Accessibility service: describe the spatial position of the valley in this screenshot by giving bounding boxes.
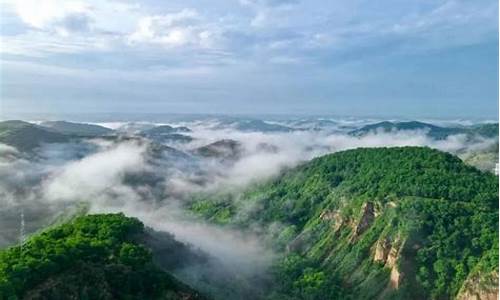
[0,116,498,300]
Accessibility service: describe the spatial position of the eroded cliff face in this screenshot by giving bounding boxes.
[352,202,376,237]
[235,147,499,300]
[374,238,392,263]
[373,236,404,289]
[457,271,498,300]
[319,210,345,233]
[320,201,381,239]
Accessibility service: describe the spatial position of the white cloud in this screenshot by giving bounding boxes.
[0,143,18,155]
[0,32,113,56]
[0,0,495,61]
[13,0,91,30]
[0,0,142,56]
[0,119,496,288]
[43,141,147,201]
[127,9,221,49]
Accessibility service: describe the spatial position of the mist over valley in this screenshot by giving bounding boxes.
[0,116,498,299]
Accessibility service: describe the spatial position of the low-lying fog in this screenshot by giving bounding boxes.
[0,117,497,298]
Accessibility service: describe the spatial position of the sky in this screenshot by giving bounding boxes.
[0,0,498,119]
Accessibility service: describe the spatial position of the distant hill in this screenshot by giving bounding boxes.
[191,147,498,299]
[468,123,499,138]
[235,120,293,132]
[154,133,194,143]
[350,121,465,139]
[0,120,70,152]
[39,121,113,137]
[285,118,338,130]
[116,122,156,134]
[142,125,192,136]
[350,121,499,140]
[193,139,243,160]
[0,213,206,300]
[140,125,193,143]
[214,119,293,132]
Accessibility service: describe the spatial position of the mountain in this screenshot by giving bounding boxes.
[173,126,192,133]
[164,133,194,143]
[284,118,338,131]
[147,142,192,161]
[0,120,70,152]
[467,123,499,138]
[350,121,499,140]
[215,119,294,132]
[116,122,157,134]
[0,213,206,300]
[350,121,466,139]
[235,120,293,132]
[39,121,113,137]
[142,125,192,136]
[147,133,194,144]
[193,139,243,160]
[139,125,194,144]
[190,147,498,299]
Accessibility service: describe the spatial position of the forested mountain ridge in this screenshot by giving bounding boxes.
[0,144,497,299]
[191,146,499,299]
[0,214,206,300]
[350,121,498,140]
[39,121,113,137]
[0,120,70,152]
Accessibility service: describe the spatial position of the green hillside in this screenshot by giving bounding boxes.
[0,213,205,300]
[190,147,499,299]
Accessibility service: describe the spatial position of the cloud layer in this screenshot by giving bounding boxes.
[0,117,496,298]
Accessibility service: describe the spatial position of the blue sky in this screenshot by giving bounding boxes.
[0,0,498,119]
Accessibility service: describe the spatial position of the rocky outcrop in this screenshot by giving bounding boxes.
[320,210,345,233]
[374,238,391,263]
[352,202,376,237]
[387,239,403,289]
[457,271,499,300]
[373,236,404,290]
[319,210,336,221]
[389,264,402,289]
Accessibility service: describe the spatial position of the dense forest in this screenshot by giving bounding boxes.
[191,147,499,299]
[0,146,497,299]
[0,214,205,300]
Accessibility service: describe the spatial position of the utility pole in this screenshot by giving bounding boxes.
[20,208,25,257]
